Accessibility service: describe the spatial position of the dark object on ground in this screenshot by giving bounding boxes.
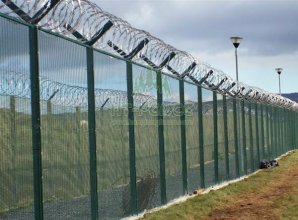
[260,160,279,169]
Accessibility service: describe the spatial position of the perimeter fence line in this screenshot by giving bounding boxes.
[0,9,298,220]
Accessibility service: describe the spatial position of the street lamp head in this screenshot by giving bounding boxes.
[230,37,243,48]
[275,68,283,75]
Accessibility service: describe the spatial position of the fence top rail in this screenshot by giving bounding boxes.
[0,1,297,111]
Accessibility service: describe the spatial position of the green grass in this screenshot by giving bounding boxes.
[142,151,298,220]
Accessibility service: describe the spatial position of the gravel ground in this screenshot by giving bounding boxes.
[0,156,238,220]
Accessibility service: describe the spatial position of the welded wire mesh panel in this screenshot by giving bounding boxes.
[184,83,200,193]
[94,52,130,219]
[0,17,34,220]
[217,94,226,182]
[227,97,236,180]
[133,65,160,212]
[202,88,214,187]
[38,31,90,220]
[163,75,182,201]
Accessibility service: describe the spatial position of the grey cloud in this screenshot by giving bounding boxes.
[94,0,298,56]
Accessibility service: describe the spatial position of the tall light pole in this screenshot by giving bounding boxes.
[275,68,283,95]
[230,37,243,89]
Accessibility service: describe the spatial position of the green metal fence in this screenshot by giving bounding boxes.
[0,12,298,220]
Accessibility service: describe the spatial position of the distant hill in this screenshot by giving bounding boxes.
[282,93,298,103]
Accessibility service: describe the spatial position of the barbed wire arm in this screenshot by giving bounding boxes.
[31,0,61,24]
[86,21,113,46]
[1,0,31,21]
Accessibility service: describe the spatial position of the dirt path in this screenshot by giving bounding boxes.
[207,153,298,220]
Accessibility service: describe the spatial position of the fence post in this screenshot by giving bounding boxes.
[248,102,254,172]
[197,86,205,188]
[265,105,269,159]
[260,105,265,160]
[213,91,219,183]
[223,95,229,179]
[157,71,167,204]
[29,25,43,220]
[241,100,247,174]
[232,99,240,177]
[255,103,260,165]
[270,106,274,159]
[179,80,187,194]
[126,61,138,213]
[86,46,99,220]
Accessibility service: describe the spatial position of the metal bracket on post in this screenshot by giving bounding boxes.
[29,25,44,220]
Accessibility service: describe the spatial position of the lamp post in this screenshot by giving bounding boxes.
[230,37,243,172]
[230,37,243,89]
[275,68,283,95]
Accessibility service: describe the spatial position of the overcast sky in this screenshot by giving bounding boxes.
[93,0,298,94]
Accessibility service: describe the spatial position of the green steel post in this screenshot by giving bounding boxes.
[260,105,265,160]
[241,100,247,174]
[248,102,254,172]
[126,61,138,213]
[276,108,280,155]
[157,71,167,204]
[270,106,274,159]
[255,103,260,165]
[179,80,187,194]
[223,95,229,179]
[86,47,99,220]
[265,105,269,159]
[213,91,219,183]
[233,99,240,177]
[29,25,43,220]
[283,109,286,152]
[198,86,205,188]
[273,107,277,157]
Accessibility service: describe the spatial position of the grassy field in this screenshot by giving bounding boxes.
[142,150,298,220]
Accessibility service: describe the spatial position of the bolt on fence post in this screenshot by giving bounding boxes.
[265,105,269,159]
[86,46,99,220]
[241,100,247,174]
[223,95,229,179]
[29,25,43,220]
[213,91,219,183]
[248,102,254,172]
[179,80,187,194]
[255,103,260,165]
[126,61,138,214]
[233,99,240,177]
[197,86,205,188]
[157,70,167,204]
[260,105,265,160]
